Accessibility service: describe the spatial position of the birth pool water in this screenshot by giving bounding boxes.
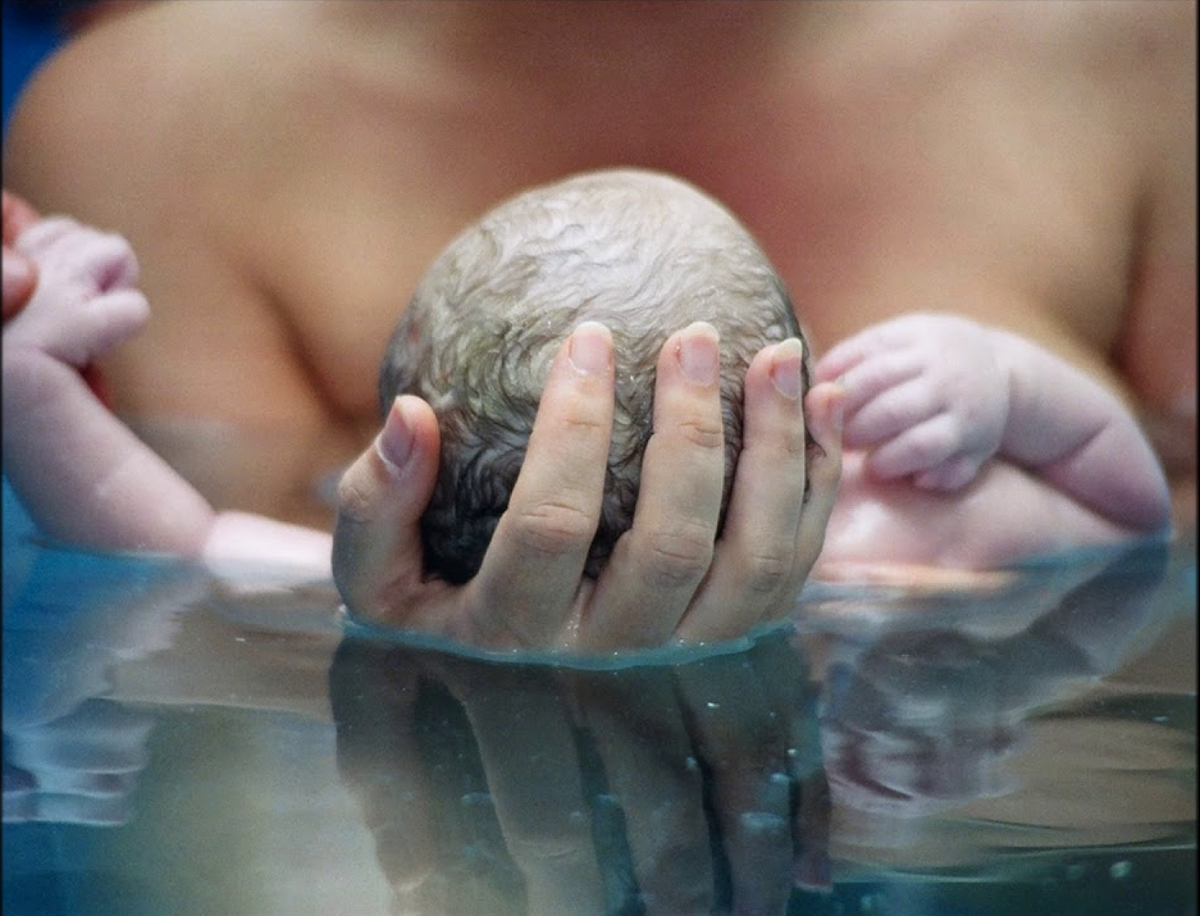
[2,482,1196,916]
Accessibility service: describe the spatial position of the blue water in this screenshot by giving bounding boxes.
[3,475,1195,915]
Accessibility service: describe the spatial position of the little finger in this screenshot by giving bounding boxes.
[675,338,807,642]
[790,381,844,589]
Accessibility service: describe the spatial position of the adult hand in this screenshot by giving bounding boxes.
[333,321,844,652]
[3,189,41,319]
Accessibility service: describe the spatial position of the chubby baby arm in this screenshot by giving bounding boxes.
[2,215,201,552]
[2,216,332,575]
[816,313,1170,535]
[989,325,1171,534]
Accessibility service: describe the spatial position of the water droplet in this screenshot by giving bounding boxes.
[1110,860,1133,881]
[460,792,492,810]
[739,811,787,834]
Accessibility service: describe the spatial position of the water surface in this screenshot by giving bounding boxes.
[3,491,1195,915]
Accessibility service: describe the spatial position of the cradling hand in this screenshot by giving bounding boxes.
[333,322,844,652]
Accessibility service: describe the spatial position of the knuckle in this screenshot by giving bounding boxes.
[507,498,597,558]
[777,422,809,460]
[555,411,611,450]
[504,834,594,869]
[853,401,901,438]
[906,426,956,465]
[932,424,963,455]
[739,549,794,595]
[561,410,610,436]
[748,414,808,463]
[807,437,842,484]
[641,525,714,588]
[336,473,376,524]
[677,416,725,452]
[906,440,941,467]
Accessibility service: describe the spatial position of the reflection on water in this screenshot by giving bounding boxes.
[2,517,1195,916]
[330,631,830,916]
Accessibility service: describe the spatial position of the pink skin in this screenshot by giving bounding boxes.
[6,217,148,366]
[3,215,331,573]
[2,217,1170,640]
[815,312,1171,535]
[3,189,41,318]
[2,210,845,651]
[1,204,1168,645]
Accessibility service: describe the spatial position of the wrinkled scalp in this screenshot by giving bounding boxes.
[381,169,806,583]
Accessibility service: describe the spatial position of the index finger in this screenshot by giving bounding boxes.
[468,322,615,648]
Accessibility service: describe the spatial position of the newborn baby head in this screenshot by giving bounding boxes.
[381,169,806,583]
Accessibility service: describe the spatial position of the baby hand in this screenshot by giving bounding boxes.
[814,313,1009,490]
[5,217,149,368]
[3,189,41,318]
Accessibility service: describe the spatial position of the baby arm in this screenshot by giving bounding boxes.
[2,216,331,576]
[815,313,1171,534]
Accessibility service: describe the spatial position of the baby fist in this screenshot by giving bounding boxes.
[815,313,1009,491]
[7,217,149,368]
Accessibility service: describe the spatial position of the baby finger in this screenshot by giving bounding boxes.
[863,414,964,481]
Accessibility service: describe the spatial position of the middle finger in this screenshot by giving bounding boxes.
[470,322,615,648]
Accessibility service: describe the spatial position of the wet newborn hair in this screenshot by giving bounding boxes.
[380,168,807,583]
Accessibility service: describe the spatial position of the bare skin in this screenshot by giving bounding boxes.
[2,195,1163,648]
[2,190,39,317]
[3,210,845,649]
[2,2,1193,617]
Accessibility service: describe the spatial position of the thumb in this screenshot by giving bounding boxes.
[332,395,441,617]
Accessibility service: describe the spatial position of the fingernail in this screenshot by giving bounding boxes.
[678,322,719,385]
[770,338,804,400]
[375,398,414,472]
[569,321,612,376]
